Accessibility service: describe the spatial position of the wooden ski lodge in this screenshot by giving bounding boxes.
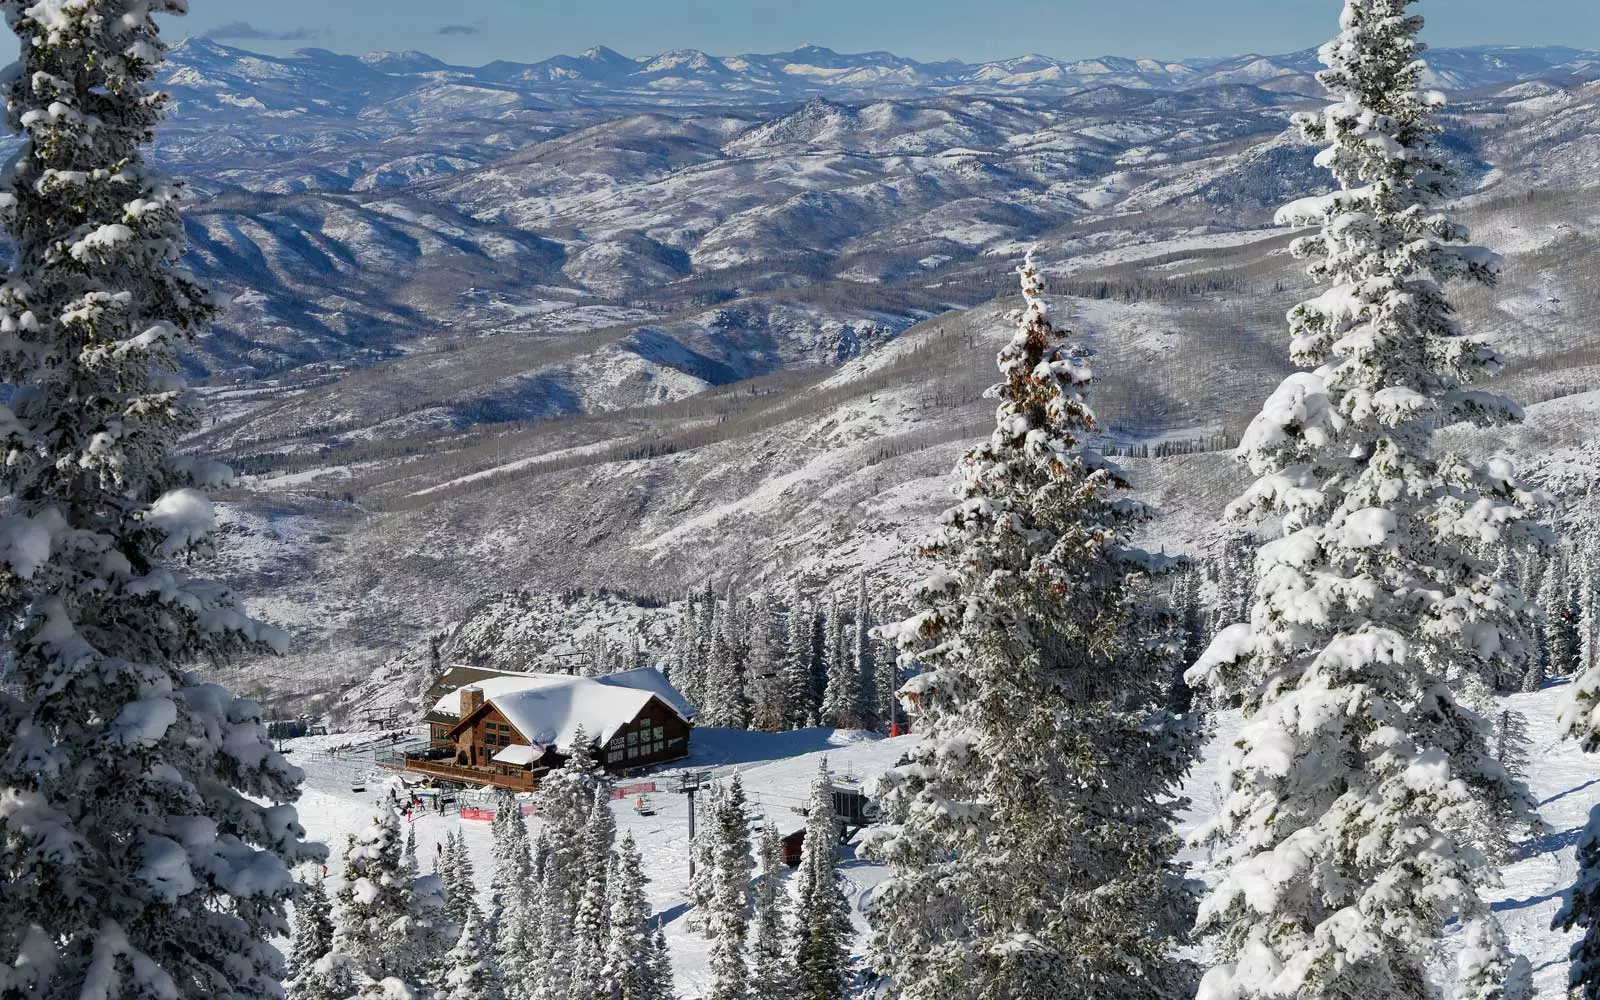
[397,665,696,791]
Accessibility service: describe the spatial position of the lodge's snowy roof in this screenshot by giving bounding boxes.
[492,745,540,766]
[434,666,695,753]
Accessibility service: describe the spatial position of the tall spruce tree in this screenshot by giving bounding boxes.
[496,827,544,1000]
[704,777,754,1000]
[1559,506,1600,1000]
[794,761,851,1000]
[783,590,818,729]
[703,617,749,730]
[571,788,617,1000]
[604,832,655,1000]
[441,909,501,1000]
[853,577,878,727]
[288,873,337,983]
[1185,4,1544,998]
[331,811,452,989]
[645,926,675,1000]
[0,3,324,997]
[868,256,1198,1000]
[443,828,483,930]
[750,825,794,1000]
[820,592,862,729]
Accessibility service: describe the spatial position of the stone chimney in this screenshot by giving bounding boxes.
[459,685,485,718]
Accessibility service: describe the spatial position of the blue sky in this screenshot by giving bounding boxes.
[181,0,1598,65]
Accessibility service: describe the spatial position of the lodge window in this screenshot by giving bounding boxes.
[607,750,624,764]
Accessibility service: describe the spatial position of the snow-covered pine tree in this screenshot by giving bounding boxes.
[670,601,702,709]
[820,592,862,730]
[530,733,607,1000]
[703,615,749,730]
[290,953,360,1000]
[1494,709,1531,779]
[1557,500,1600,1000]
[331,811,453,989]
[288,872,337,983]
[604,832,655,1000]
[1580,537,1600,680]
[444,828,482,929]
[750,824,794,1000]
[442,909,502,1000]
[570,787,617,1000]
[852,577,878,728]
[0,4,328,997]
[403,822,420,879]
[783,590,818,730]
[705,777,754,1000]
[489,790,529,920]
[1186,4,1545,998]
[794,762,851,1000]
[496,827,544,1000]
[748,593,788,732]
[868,255,1199,1000]
[645,926,675,1000]
[1546,549,1581,678]
[809,605,829,719]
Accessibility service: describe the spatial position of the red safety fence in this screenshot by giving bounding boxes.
[612,781,657,799]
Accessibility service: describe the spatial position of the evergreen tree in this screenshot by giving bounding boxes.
[290,954,360,1000]
[441,909,502,1000]
[1558,806,1600,1000]
[288,873,337,982]
[0,3,323,997]
[571,789,617,1000]
[782,590,818,729]
[444,828,482,930]
[1494,709,1531,779]
[1186,4,1543,997]
[489,790,529,920]
[670,601,702,709]
[703,616,750,729]
[1546,551,1581,678]
[1580,537,1599,681]
[403,822,420,879]
[331,811,453,988]
[869,257,1199,1000]
[748,593,789,732]
[809,605,829,721]
[645,926,675,1000]
[705,777,754,1000]
[794,762,851,1000]
[750,825,794,1000]
[496,828,544,1000]
[604,833,655,1000]
[531,734,608,1000]
[853,577,878,727]
[820,592,862,729]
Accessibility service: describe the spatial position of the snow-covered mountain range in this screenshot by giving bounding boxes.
[164,39,1600,111]
[157,41,1600,715]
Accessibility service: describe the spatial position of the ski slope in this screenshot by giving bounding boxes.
[287,681,1600,998]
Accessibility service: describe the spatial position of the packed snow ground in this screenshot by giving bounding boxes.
[288,681,1600,998]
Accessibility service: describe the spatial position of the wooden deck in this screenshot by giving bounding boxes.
[381,753,539,792]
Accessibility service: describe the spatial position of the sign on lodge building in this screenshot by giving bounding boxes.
[399,665,697,791]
